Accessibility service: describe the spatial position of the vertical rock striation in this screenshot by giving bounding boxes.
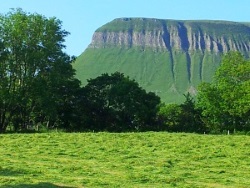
[90,18,250,53]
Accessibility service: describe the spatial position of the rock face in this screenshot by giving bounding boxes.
[74,18,250,103]
[90,18,250,53]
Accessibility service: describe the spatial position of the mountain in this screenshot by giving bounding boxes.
[73,18,250,103]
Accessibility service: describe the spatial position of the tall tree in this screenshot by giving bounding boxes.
[197,52,250,132]
[0,9,79,132]
[81,72,161,132]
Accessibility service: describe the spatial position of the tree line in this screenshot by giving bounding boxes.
[0,9,249,133]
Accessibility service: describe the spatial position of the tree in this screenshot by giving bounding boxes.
[81,72,161,132]
[0,9,80,132]
[157,93,205,133]
[197,52,250,132]
[179,93,205,133]
[157,103,182,131]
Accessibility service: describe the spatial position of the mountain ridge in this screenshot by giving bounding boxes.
[90,18,250,53]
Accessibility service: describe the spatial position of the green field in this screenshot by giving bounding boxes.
[0,132,250,187]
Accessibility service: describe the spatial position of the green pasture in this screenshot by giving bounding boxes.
[0,132,249,187]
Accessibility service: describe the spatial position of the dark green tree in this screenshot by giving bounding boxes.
[0,9,80,132]
[157,103,182,131]
[157,93,205,133]
[81,72,161,132]
[179,93,205,133]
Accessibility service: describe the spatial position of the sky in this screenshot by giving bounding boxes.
[1,0,250,56]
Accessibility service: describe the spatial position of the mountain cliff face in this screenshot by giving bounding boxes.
[74,18,250,103]
[91,18,250,52]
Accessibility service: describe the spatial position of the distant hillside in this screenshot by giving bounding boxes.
[73,18,250,103]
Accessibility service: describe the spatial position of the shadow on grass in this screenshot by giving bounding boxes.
[0,169,76,187]
[0,168,28,177]
[0,182,76,188]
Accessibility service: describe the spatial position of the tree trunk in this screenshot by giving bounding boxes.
[0,122,7,133]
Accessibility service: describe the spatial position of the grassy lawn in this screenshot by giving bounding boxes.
[0,132,249,187]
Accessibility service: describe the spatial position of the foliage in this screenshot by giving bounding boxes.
[0,132,250,187]
[197,52,250,132]
[0,9,80,132]
[157,93,206,133]
[1,10,249,134]
[157,103,182,131]
[81,72,161,132]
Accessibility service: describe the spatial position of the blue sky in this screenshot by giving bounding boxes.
[1,0,250,56]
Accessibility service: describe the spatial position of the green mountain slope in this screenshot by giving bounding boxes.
[73,18,250,103]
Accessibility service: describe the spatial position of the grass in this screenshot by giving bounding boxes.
[0,132,250,187]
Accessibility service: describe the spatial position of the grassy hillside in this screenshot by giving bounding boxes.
[0,132,250,187]
[74,47,221,103]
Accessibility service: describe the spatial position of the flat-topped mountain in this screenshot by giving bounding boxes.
[74,18,250,103]
[91,18,250,52]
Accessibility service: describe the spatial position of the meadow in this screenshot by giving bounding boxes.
[0,132,250,187]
